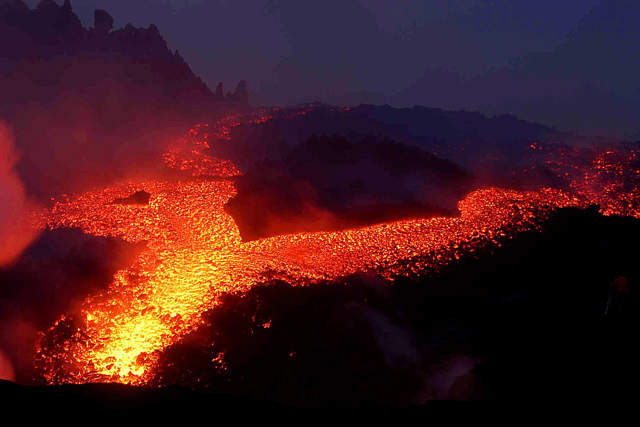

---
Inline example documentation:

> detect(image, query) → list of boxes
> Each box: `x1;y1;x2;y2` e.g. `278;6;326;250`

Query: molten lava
34;110;640;385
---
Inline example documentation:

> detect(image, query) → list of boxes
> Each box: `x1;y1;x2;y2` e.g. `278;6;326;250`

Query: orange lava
34;113;640;385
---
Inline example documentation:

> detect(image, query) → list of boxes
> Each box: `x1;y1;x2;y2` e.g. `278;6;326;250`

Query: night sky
23;0;639;135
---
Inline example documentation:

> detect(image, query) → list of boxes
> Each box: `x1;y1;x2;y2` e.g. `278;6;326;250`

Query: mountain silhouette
393;0;640;136
0;0;249;197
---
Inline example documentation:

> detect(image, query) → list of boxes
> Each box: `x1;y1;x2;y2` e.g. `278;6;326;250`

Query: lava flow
34;112;640;385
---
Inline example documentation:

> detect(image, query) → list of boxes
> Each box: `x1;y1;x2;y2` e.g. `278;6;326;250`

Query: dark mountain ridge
219;104;568;240
221;104;552;172
0;0;248;197
393;0;640;136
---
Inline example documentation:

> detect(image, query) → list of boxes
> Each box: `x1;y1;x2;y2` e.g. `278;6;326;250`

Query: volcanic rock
94;9;113;34
112;190;151;206
153;207;640;404
226;134;473;240
0;0;250;198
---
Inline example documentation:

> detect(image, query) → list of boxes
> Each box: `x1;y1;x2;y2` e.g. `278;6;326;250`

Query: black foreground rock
5;206;639;408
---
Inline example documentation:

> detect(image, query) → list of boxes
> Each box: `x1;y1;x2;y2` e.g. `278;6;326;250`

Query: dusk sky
23;0;639;135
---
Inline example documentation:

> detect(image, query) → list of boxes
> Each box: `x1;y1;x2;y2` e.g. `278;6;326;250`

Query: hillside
0;0;248;197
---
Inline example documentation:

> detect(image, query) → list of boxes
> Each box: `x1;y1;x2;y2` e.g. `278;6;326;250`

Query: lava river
33;111;640;385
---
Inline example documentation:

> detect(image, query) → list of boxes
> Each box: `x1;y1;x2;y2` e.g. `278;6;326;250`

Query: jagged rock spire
94;9;113;34
233;80;249;105
36;0;56;9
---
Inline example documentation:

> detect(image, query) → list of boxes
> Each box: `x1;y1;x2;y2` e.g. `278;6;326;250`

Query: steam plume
0;121;38;266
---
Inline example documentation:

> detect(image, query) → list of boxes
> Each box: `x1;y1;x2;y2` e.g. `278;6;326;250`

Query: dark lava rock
225;134;473;241
153;207;640;405
112;190;151;206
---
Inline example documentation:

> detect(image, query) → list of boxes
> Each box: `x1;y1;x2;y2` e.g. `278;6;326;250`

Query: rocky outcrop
226;134;473;240
0;1;249;109
213;80;250;105
93;9;113;34
229;80;249;105
0;1;249;198
112;190;151;206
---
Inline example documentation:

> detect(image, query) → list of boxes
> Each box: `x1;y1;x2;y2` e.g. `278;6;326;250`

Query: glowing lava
34;110;640;385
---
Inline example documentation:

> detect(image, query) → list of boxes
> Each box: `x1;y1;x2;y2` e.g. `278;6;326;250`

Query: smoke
0;349;15;382
0;122;38;267
0;227;145;383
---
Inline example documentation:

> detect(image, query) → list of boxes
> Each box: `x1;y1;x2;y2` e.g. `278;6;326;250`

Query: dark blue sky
23;1;597;100
24;1;640;135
